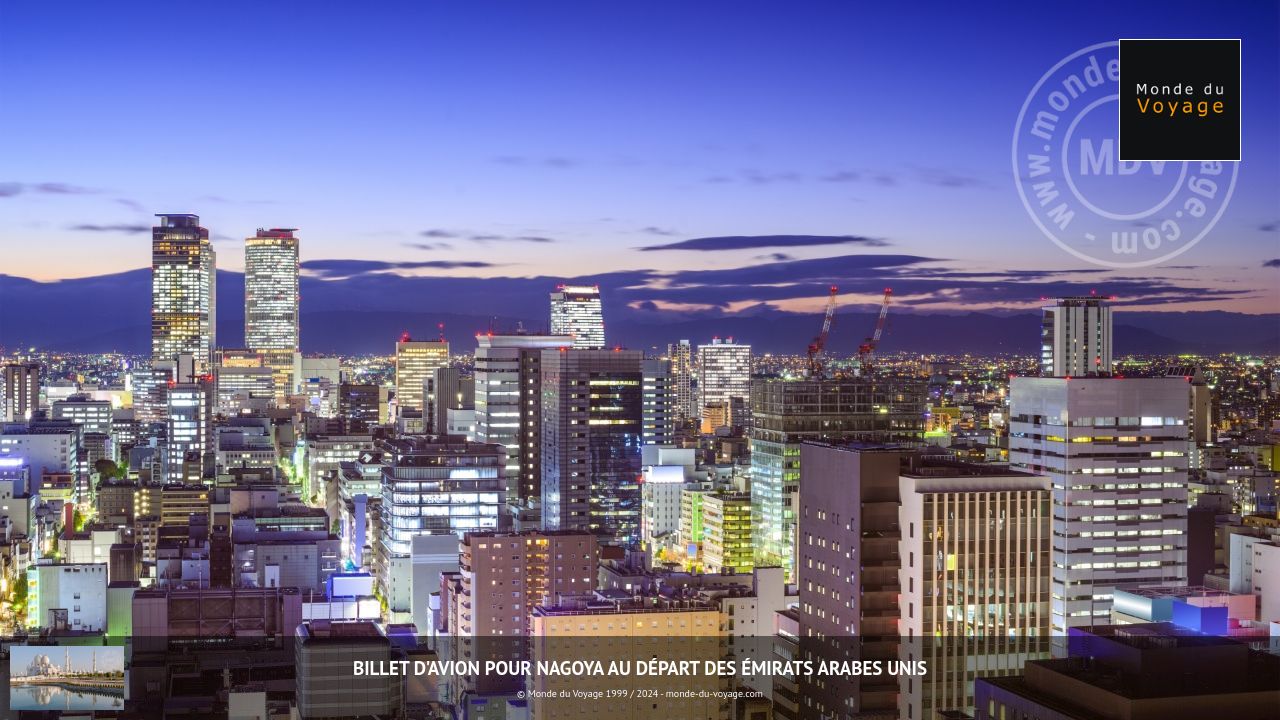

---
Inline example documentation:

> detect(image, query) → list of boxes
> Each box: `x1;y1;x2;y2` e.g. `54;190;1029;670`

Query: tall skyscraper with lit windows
151;214;216;372
667;340;694;422
549;285;605;349
244;228;300;398
1009;376;1189;634
1041;296;1112;377
696;337;751;423
394;336;449;415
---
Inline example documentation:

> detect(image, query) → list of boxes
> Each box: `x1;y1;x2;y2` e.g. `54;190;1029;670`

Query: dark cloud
639;234;889;252
69;223;150;234
303;259;499;279
421;229;459;239
640;226;677;236
1264;259;1280;268
1260;221;1280;233
469;235;555;244
755;253;794;262
405;242;454;251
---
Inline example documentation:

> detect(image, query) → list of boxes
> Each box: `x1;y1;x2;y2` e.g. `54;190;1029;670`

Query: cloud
820;171;861;183
1264;259;1280;268
1;182;98;197
755;253;794;262
421;229;459;238
115;198;145;212
69;223;150;234
640;226;677;236
405;242;454;251
470;235;554;244
492;155;579;168
303;259;500;279
912;166;987;189
639;234;889;252
1260;221;1280;233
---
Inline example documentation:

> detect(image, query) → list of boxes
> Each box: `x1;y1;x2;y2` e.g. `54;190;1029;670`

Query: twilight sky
1;0;1277;316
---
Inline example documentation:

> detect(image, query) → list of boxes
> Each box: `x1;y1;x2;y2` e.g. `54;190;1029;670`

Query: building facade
1040;296;1112;377
549;284;605;349
151;214;216;371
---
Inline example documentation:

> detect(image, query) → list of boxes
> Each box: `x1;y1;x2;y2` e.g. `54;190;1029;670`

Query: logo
1012;42;1237;268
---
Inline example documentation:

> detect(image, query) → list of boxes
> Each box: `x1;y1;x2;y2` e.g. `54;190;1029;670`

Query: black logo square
1119;39;1240;161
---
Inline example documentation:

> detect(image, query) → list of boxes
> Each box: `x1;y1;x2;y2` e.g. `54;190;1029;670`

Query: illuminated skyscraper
2;362;39;422
474;333;574;506
1009;376;1189;634
394;336;448;415
549;285;605;349
696;337;751;423
667;339;694;421
164;378;214;483
244;228;300;399
1041;296;1113;377
541;349;643;546
151;214;216;372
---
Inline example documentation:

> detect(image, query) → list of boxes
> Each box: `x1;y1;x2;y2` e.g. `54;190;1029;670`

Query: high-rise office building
796;442;904;718
641;358;676;445
393;336;448;415
696;337;751;424
549;284;605;349
750;376;927;574
244;228;300;400
374;436;505;600
338;383;384;431
164;378;213;483
667;339;694;422
701;491;753;574
1040;296;1112;377
474;333;574;506
426;366;473;436
898;464;1052;720
1009;376;1189;634
151;214;216;372
2;362;39;422
540;349;644;545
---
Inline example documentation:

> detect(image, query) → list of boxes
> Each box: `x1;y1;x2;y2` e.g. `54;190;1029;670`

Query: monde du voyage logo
1012;40;1241;268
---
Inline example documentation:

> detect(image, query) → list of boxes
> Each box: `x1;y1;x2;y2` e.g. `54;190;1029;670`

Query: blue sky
1;0;1276;314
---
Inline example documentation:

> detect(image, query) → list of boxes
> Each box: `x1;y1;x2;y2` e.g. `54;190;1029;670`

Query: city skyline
1;2;1277;321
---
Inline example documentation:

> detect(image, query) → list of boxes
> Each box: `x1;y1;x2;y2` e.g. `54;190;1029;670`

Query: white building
640;446;700;555
696;337;751;423
0;423;77;491
642;358;676;445
26;561;108;632
1040;296;1112;377
898;467;1051;720
51;395;112;435
1009;376;1189;634
549;284;605;349
668;340;694;422
1251;540;1280;623
164;380;213;482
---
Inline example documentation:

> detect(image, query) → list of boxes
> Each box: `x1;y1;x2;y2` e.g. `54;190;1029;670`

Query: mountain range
1;269;1276;356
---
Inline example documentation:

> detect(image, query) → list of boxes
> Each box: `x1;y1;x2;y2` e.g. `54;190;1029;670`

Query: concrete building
642;357;676;446
1040;296;1113;377
295;620;403;719
338;382;385;431
702;491;753;574
0;421;78;492
750;376;927;573
897;463;1052;720
549;284;605;349
26;561;108;631
697;337;751;425
454;530;599;636
529;594;724;720
164;379;213;482
668;340;695;423
394;337;449;415
2;362;40;422
427;366;474;436
975;623;1280;720
1009;376;1190;634
540;348;644;546
474;333;574;507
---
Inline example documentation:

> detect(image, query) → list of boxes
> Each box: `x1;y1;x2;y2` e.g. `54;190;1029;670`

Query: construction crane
806;285;839;377
857;288;893;373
